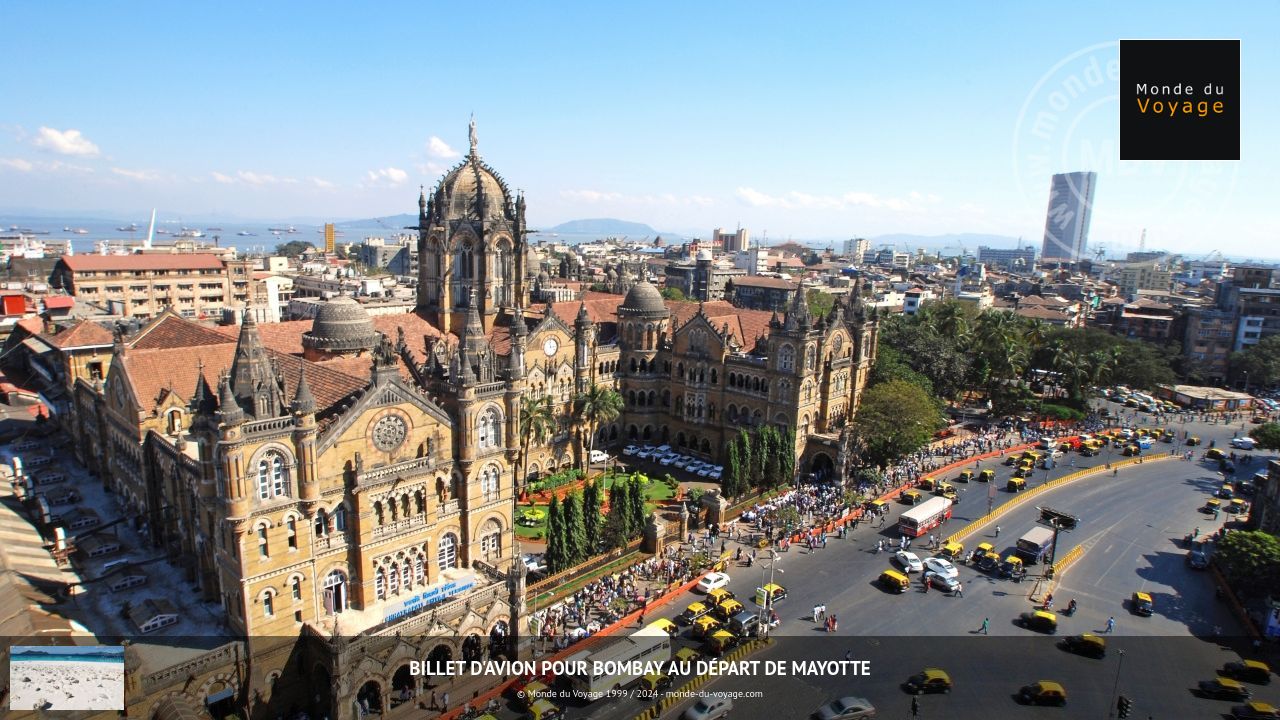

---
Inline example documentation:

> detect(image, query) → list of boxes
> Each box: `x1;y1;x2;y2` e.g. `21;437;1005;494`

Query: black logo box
1120;39;1240;160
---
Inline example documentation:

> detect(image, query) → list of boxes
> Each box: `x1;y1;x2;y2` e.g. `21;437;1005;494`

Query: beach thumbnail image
8;645;125;711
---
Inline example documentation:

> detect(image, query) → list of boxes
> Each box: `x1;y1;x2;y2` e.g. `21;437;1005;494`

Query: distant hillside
336;214;416;229
545;218;658;236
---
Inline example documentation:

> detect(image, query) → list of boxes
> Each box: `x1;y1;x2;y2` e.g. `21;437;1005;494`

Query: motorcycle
1065;600;1078;616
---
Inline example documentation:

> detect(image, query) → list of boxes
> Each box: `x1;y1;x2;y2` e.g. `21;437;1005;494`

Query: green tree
626;474;646;539
517;394;556;490
738;429;754;494
762;425;782;487
723;439;743;500
750;428;769;488
779;427;796;485
806;289;835;318
562;490;587;566
852;379;945;469
1214;530;1280;599
1230;335;1280;388
869;345;935;396
573;384;625;471
582;481;603;554
604;480;630;549
1249;422;1280;451
660;286;686;301
545;495;567;573
274;240;315;257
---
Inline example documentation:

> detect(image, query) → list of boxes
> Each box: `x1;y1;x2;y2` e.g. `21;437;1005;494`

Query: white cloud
426;136;460;159
33;127;100;156
559;189;714;208
417;162;448;177
562;189;623;203
111;167;161;181
735;187;915;211
366;167;408;185
237;170;296;186
0;158;33;172
211;171;235;184
310;177;335;189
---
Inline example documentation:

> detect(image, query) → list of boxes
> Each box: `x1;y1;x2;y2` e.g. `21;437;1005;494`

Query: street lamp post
1107;648;1125;719
757;550;781;637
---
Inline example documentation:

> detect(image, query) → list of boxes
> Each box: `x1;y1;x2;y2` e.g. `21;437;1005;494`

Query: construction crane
1093;245;1107;262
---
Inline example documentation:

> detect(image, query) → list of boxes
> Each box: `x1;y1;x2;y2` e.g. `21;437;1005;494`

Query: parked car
622;445;640;456
922;557;958;579
894;551;923;573
696;572;731;594
683;696;733;720
589;450;609;464
923;572;959;593
814;696;877;720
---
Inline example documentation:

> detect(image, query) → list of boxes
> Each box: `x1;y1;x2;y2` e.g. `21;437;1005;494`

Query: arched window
167;409;182;434
414;555;425;585
314;509;329;537
375;568;387;600
291;576;302;600
256;452;290;500
257;524;269;558
481;465;500;501
262;590;275;618
711;369;717;385
477;407;501;450
438;533;459;571
323;570;347;613
480;519;502;560
286;516;297;549
778;345;795;372
334;505;347;531
458;241;474;280
402;558;413;590
389;564;400;595
805;345;816;370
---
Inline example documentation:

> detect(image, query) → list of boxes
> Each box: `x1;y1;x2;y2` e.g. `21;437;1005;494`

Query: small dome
697;248;713;261
621;280;666;313
303;296;378;355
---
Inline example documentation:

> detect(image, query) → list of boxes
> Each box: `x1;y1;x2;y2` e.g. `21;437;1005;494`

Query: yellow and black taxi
706;587;735;607
936;482;958;500
918;477;938;492
1019;680;1067;706
1004;453;1022;466
670;647;702;670
689;614;722;640
1206;447;1226;460
1204;499;1223;514
525;698;565;720
1230;498;1249;514
1198;676;1252;701
1187;436;1202;446
1012;466;1033;479
703;628;739;655
1131;591;1154;617
648;618;680;636
1218;483;1236;499
1223;660;1273;685
939;540;964;560
902;668;952;695
978;469;996;482
756;583;788;606
519;681;552;710
1161;430;1176;443
977;550;1001;573
1007;477;1028;491
1059;633;1106;658
866;499;887;516
901;489;923;505
1230;701;1280;720
1017;610;1058;634
638;671;673;693
1123;444;1141;456
680;601;712;624
957;469;974;483
879;568;910;593
713;598;745;622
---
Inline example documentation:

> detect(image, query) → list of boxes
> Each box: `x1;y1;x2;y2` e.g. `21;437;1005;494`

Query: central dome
303;296;378;356
621;280;666;313
431;150;515;224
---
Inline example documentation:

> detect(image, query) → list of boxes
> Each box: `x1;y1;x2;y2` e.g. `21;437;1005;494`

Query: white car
622;445;639;456
686;461;706;473
1230;437;1256;450
815;696;877;720
894;551;923;573
696;572;731;593
636;448;654;460
659;454;679;466
697;465;716;478
673;456;691;469
656;444;672;454
923;557;958;579
589;450;609;464
683;696;733;720
709;467;723;480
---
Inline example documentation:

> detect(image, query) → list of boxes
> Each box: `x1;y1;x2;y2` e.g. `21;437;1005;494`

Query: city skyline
0;2;1275;256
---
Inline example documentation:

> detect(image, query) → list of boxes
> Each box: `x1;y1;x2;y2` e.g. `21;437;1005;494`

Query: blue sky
0;2;1275;256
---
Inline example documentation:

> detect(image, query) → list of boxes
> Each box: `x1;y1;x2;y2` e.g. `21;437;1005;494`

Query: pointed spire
418;185;427;216
511;304;528;339
785;284;811;332
291;359;316;415
229;309;284;419
191;360;216;414
576;298;590;326
217;374;244;427
464;287;484;339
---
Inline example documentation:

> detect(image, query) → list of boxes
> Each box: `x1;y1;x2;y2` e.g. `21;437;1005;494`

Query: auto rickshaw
1161;431;1175;443
638;672;673;693
978;469;996;482
680;601;711;623
703;629;739;655
1060;633;1106;658
867;499;887;516
525;699;565;720
1004;454;1021;466
1012;466;1032;479
957;469;974;483
939;540;964;560
1206;447;1226;460
1222;659;1272;684
918;477;937;492
756;583;787;606
648;618;680;636
670;647;702;670
1123;444;1141;456
706;587;735;606
1217;484;1235;499
1203;499;1223;514
1187;436;1201;446
1007;477;1027;492
901;489;923;505
977;551;1001;573
936;483;958;500
879;568;910;593
903;668;953;695
690;614;722;639
1229;498;1249;514
1131;591;1154;616
714;598;745;622
519;681;551;710
1001;554;1025;579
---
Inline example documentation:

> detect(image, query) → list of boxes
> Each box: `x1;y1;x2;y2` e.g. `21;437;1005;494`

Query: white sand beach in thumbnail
9;659;124;711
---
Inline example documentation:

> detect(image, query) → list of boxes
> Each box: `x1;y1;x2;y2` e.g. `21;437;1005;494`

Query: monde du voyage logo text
1120;39;1240;161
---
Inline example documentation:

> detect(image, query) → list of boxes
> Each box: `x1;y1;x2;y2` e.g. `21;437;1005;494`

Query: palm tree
930;300;972;344
573;384;624;473
517;394;555;491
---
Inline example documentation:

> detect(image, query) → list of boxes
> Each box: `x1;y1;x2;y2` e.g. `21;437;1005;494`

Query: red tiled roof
668;300;773;349
43;296;75;310
129;313;235;350
15;317;43;335
545;292;626;325
60;253;225;272
44;320;114;349
1015;305;1070;321
732;276;796;290
212;319;310;354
